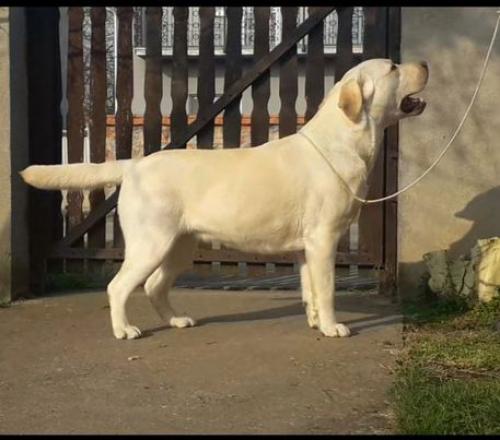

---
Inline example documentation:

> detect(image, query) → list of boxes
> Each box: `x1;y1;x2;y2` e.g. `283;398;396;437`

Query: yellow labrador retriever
21;58;428;340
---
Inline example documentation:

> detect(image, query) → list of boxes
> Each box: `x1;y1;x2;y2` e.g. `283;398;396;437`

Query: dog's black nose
420;61;428;70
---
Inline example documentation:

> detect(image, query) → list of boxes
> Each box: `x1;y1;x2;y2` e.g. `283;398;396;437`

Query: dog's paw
113;325;142;340
319;323;351;338
169;316;196;329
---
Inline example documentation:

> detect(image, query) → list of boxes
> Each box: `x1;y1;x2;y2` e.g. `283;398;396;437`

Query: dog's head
337;58;429;128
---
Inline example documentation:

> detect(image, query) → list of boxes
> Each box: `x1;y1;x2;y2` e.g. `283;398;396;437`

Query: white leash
299;11;500;205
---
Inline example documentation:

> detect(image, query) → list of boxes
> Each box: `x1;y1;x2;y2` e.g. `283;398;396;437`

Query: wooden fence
25;6;401;288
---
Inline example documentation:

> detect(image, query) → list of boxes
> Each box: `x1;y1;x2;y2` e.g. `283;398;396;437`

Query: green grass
401;295;469;326
410;331;500;371
393;296;500;434
393;367;500;435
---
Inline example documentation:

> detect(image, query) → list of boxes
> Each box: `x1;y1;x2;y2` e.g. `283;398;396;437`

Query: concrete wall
398;7;500;296
9;8;30;299
0;7;30;302
0;7;11;302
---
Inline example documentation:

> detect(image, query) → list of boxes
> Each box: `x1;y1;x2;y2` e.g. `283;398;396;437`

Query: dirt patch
0;288;401;434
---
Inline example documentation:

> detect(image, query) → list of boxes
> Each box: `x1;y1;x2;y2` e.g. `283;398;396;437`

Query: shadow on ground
147;293;401;338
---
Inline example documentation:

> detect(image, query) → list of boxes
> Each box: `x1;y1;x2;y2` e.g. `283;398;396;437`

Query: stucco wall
0;7;29;302
0;7;11;302
9;8;30;299
398;7;500;295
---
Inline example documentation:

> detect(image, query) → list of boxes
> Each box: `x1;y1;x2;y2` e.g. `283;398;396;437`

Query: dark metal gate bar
25;7;63;293
25;7;401;291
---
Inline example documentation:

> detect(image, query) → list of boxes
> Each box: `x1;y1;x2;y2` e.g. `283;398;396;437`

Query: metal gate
25;7;400;291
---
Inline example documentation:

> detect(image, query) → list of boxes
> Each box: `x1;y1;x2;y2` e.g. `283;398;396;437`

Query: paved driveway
0;288;401;434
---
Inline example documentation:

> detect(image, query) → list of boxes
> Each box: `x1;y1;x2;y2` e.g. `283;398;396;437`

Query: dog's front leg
304;235;350;338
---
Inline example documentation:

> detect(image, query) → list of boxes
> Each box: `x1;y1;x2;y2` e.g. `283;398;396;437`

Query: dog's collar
297;129;365;203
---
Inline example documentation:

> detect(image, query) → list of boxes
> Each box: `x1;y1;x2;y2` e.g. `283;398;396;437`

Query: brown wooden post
358;7;387;269
249;7;274;274
335;7;354;82
143;7;163;154
223;7;243;149
113;7;133;248
383;7;401;295
171;7;188;149
88;7;107;273
305;7;325;123
197;7;215;149
194;7;215;273
26;7;63;291
219;7;243;275
279;7;298;138
334;7;354;255
247;7;272;276
66;6;85;273
251;7;271;146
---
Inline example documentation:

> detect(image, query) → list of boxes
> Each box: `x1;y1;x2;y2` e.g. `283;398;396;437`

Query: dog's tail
20;159;134;190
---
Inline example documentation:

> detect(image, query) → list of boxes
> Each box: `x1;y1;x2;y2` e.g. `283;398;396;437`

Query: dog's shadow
143;297;401;338
143;301;305;337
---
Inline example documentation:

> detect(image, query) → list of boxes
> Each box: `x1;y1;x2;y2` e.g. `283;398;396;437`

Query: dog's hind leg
144;234;197;329
107;215;179;340
299;261;319;329
107;232;176;339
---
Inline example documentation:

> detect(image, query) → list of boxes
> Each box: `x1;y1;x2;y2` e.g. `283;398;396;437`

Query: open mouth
400;94;426;114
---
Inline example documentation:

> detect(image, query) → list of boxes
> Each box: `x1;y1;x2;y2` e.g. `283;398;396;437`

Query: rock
449;257;475;297
423;237;500;303
423;250;454;296
474;238;500;303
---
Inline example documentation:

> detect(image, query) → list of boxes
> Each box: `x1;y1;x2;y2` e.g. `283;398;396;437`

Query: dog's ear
338;78;363;123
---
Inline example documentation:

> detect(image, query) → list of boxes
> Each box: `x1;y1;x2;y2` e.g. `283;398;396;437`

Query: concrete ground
0;288;402;434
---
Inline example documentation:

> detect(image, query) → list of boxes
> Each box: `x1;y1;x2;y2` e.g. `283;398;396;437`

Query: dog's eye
390;63;398;71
